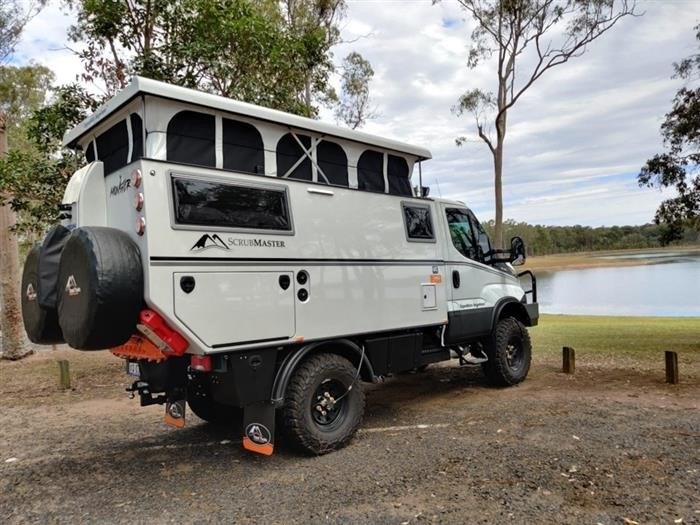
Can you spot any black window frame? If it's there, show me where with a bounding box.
[401,201,436,243]
[169,173,294,236]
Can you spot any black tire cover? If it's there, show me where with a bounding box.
[21,245,64,344]
[57,227,144,350]
[38,224,71,309]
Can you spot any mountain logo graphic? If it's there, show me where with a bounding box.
[191,233,230,251]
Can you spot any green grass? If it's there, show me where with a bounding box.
[531,314,700,362]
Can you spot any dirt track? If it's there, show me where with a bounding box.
[1,350,698,524]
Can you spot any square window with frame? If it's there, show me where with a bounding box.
[402,202,435,242]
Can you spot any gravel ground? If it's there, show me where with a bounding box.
[1,349,698,524]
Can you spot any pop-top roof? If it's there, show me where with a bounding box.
[62,76,432,160]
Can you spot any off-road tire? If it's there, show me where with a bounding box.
[57,227,143,350]
[187,394,242,426]
[21,246,63,344]
[481,317,532,387]
[282,353,365,455]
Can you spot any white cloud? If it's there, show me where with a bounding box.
[9,0,700,226]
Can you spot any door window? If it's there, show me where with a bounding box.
[466,210,492,256]
[446,208,480,260]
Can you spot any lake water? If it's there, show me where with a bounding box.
[534,253,700,317]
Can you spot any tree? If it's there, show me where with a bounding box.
[335,51,376,129]
[446,0,639,247]
[638,26,700,244]
[65,0,345,115]
[0,1,45,61]
[0,1,47,360]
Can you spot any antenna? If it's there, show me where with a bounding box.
[434,178,443,197]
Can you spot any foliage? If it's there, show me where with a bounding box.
[334,51,376,129]
[638,26,700,242]
[65,0,347,116]
[444,0,639,247]
[0,64,53,150]
[0,83,95,235]
[0,0,45,62]
[481,219,699,256]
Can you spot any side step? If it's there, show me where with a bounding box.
[455,346,488,365]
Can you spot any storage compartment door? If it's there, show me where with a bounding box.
[174,272,295,347]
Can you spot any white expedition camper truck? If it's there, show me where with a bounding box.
[21,77,538,456]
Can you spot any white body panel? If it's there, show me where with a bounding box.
[72,159,450,354]
[174,271,295,347]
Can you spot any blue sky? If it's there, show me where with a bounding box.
[10,0,700,226]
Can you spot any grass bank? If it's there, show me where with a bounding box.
[531,314,700,375]
[523,246,700,272]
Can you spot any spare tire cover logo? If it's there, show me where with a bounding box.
[25,283,37,301]
[246,423,271,445]
[65,275,82,297]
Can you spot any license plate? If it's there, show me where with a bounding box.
[126,361,140,377]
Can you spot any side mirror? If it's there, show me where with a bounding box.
[510,236,526,266]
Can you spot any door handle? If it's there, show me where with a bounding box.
[452,270,460,289]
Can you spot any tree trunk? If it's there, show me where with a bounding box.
[493,142,504,249]
[0,113,31,360]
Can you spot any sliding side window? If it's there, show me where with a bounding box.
[172,176,292,233]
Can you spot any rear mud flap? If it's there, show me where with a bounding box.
[165,399,186,428]
[242,402,276,456]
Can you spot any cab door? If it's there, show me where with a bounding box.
[441,205,494,343]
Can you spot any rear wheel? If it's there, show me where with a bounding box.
[282,353,365,455]
[187,395,242,425]
[481,317,531,386]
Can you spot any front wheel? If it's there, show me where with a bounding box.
[481,317,532,386]
[281,353,365,455]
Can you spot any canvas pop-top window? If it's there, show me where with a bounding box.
[172,177,291,232]
[276,133,349,186]
[87,114,143,175]
[167,111,216,167]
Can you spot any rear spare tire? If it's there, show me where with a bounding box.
[57,227,143,350]
[21,245,63,344]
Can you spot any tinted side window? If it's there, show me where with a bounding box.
[96,120,129,175]
[467,210,492,255]
[222,118,265,174]
[317,140,348,186]
[130,113,143,161]
[388,155,412,196]
[446,208,479,260]
[172,177,291,232]
[167,111,215,167]
[276,133,312,181]
[357,150,384,192]
[403,204,434,241]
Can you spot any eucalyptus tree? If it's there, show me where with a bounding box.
[445,0,639,247]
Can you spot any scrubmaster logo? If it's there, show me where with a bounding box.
[191,234,286,251]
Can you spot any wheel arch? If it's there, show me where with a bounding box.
[271,338,376,404]
[492,298,533,328]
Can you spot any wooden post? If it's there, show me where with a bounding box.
[563,346,575,374]
[58,360,71,390]
[665,351,679,384]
